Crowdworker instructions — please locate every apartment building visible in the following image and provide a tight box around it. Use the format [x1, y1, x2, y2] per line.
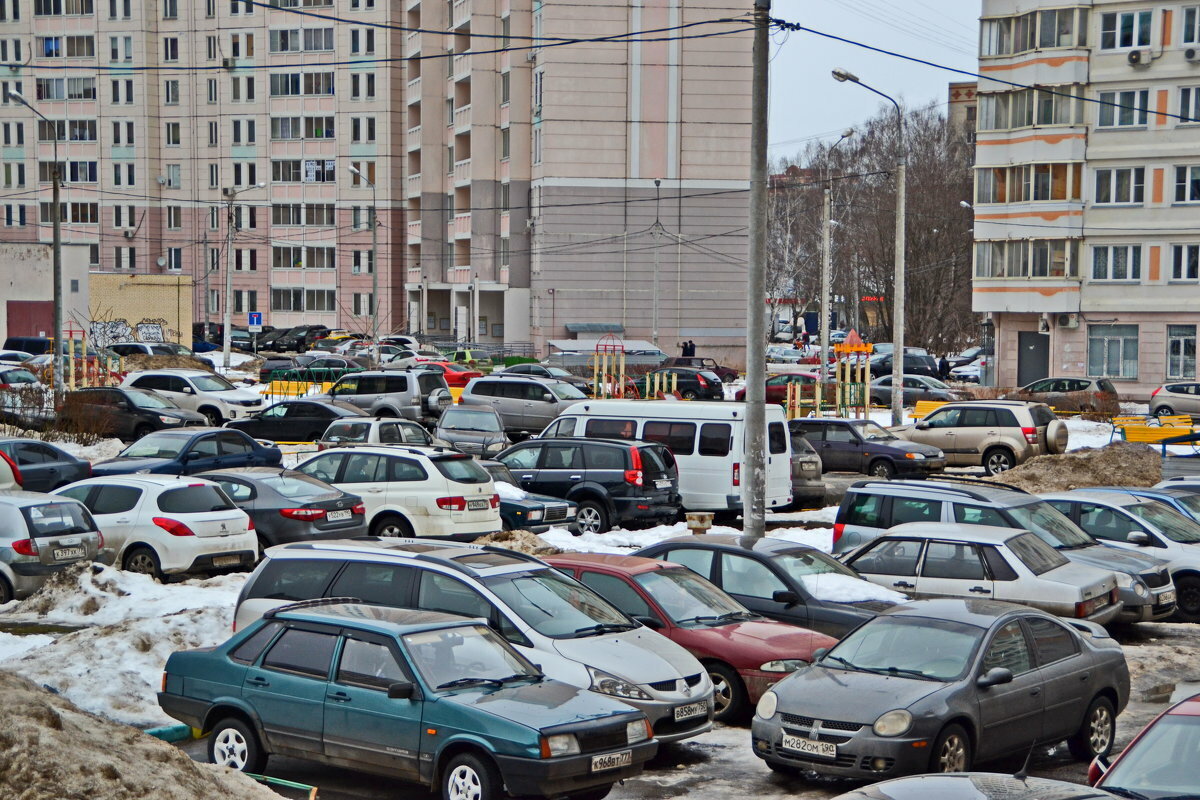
[974, 0, 1200, 399]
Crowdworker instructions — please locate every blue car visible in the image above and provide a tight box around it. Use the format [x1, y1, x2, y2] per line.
[1092, 486, 1200, 523]
[91, 428, 282, 477]
[480, 460, 577, 533]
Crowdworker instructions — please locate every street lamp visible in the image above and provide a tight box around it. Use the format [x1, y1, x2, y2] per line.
[347, 165, 379, 366]
[8, 90, 63, 397]
[832, 68, 907, 426]
[820, 128, 854, 382]
[221, 182, 266, 370]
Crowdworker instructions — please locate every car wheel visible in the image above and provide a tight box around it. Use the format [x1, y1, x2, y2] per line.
[0, 575, 12, 605]
[1068, 696, 1115, 761]
[305, 431, 323, 442]
[375, 408, 396, 418]
[1155, 405, 1176, 417]
[442, 752, 501, 800]
[867, 459, 895, 479]
[930, 723, 972, 773]
[208, 717, 266, 774]
[983, 447, 1015, 475]
[572, 501, 609, 535]
[707, 662, 748, 723]
[122, 546, 163, 581]
[199, 407, 223, 426]
[370, 514, 414, 538]
[1173, 574, 1200, 623]
[682, 390, 698, 400]
[133, 424, 154, 440]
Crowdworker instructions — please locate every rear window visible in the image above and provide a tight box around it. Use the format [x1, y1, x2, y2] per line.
[323, 420, 371, 443]
[643, 421, 696, 455]
[431, 456, 491, 484]
[698, 423, 731, 456]
[417, 373, 447, 395]
[639, 446, 674, 479]
[157, 485, 235, 513]
[699, 370, 721, 382]
[1006, 532, 1069, 575]
[246, 557, 341, 601]
[22, 502, 95, 537]
[843, 493, 886, 528]
[259, 474, 339, 501]
[768, 421, 788, 454]
[1029, 405, 1057, 426]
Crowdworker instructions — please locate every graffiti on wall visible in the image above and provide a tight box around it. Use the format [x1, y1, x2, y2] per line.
[88, 318, 179, 349]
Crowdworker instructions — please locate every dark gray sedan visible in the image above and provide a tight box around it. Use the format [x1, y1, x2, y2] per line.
[752, 599, 1129, 780]
[0, 438, 90, 491]
[789, 418, 946, 479]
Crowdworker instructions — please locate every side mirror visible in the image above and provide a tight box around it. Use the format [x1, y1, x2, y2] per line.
[183, 451, 201, 461]
[542, 393, 554, 402]
[915, 421, 930, 430]
[387, 681, 415, 700]
[1127, 531, 1151, 546]
[772, 590, 800, 607]
[812, 647, 828, 661]
[976, 667, 1013, 689]
[634, 615, 664, 630]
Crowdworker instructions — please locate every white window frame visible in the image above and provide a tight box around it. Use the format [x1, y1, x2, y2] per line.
[1091, 244, 1142, 282]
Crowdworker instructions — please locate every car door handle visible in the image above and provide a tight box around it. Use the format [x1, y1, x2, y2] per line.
[328, 691, 351, 703]
[365, 487, 383, 493]
[114, 518, 131, 524]
[246, 676, 270, 687]
[893, 581, 915, 589]
[1080, 673, 1091, 682]
[520, 474, 534, 481]
[1030, 688, 1042, 697]
[968, 586, 991, 594]
[568, 475, 582, 481]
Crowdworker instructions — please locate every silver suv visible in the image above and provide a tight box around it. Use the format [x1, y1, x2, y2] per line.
[459, 376, 587, 436]
[891, 400, 1067, 474]
[316, 370, 451, 424]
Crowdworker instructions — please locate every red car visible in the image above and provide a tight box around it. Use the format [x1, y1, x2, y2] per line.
[546, 553, 836, 722]
[1089, 689, 1200, 794]
[418, 361, 483, 388]
[734, 371, 818, 403]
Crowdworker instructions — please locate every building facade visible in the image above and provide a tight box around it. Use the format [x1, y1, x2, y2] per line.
[974, 0, 1200, 399]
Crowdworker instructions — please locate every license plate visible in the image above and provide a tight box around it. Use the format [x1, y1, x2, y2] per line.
[467, 499, 489, 511]
[655, 479, 672, 489]
[212, 555, 241, 567]
[53, 546, 85, 560]
[781, 734, 837, 759]
[327, 509, 353, 521]
[590, 750, 632, 772]
[1159, 590, 1176, 604]
[673, 702, 707, 722]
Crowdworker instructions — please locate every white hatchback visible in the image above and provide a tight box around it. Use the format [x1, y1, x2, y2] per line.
[121, 369, 264, 424]
[53, 475, 257, 579]
[294, 446, 501, 540]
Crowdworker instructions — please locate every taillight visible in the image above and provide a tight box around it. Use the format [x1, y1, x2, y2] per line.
[490, 493, 500, 509]
[0, 450, 23, 487]
[247, 517, 255, 531]
[832, 522, 845, 545]
[11, 538, 37, 556]
[351, 502, 365, 515]
[1151, 387, 1161, 398]
[317, 442, 328, 451]
[280, 508, 327, 521]
[437, 496, 467, 511]
[696, 374, 708, 388]
[625, 447, 643, 486]
[732, 463, 741, 487]
[1021, 426, 1038, 444]
[97, 530, 104, 549]
[152, 517, 195, 537]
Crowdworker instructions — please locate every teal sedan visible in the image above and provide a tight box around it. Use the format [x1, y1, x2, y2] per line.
[158, 602, 657, 800]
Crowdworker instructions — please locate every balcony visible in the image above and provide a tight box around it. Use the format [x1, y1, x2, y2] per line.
[452, 0, 471, 28]
[453, 103, 471, 132]
[406, 77, 421, 104]
[453, 158, 471, 185]
[450, 266, 472, 284]
[499, 212, 510, 237]
[407, 219, 422, 244]
[452, 212, 471, 238]
[406, 173, 422, 197]
[406, 125, 422, 150]
[407, 267, 422, 284]
[452, 52, 470, 79]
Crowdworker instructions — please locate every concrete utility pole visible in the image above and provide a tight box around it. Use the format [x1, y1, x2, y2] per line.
[744, 0, 770, 538]
[221, 182, 265, 370]
[820, 129, 854, 382]
[348, 165, 379, 365]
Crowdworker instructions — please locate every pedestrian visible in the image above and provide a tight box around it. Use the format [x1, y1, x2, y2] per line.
[939, 356, 951, 380]
[679, 341, 688, 356]
[687, 340, 696, 357]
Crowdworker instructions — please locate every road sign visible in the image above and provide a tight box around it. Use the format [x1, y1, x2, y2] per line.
[247, 312, 262, 333]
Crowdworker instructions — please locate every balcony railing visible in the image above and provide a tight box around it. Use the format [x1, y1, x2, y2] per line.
[406, 219, 422, 244]
[406, 173, 422, 197]
[453, 103, 471, 131]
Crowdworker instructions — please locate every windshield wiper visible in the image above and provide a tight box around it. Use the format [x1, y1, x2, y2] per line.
[823, 654, 860, 671]
[679, 615, 723, 626]
[881, 666, 936, 680]
[497, 672, 543, 684]
[437, 677, 502, 690]
[1102, 789, 1151, 800]
[717, 611, 759, 622]
[574, 623, 636, 637]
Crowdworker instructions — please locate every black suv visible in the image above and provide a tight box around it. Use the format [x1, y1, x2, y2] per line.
[869, 353, 939, 379]
[495, 438, 680, 534]
[60, 386, 206, 441]
[789, 418, 945, 478]
[635, 367, 723, 401]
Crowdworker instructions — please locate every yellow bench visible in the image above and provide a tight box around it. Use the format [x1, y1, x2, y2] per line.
[1120, 425, 1194, 443]
[912, 400, 948, 420]
[1156, 414, 1194, 428]
[1112, 415, 1149, 428]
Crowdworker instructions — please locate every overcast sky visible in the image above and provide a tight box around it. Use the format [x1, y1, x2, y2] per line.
[768, 0, 982, 159]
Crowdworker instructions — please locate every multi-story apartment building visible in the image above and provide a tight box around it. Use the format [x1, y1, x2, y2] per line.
[974, 0, 1200, 399]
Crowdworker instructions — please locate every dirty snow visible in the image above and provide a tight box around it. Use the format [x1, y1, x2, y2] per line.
[494, 481, 528, 500]
[541, 519, 836, 555]
[0, 630, 53, 660]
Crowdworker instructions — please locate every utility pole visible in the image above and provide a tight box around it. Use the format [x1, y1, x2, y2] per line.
[744, 0, 770, 539]
[348, 165, 378, 364]
[820, 129, 853, 381]
[221, 182, 265, 370]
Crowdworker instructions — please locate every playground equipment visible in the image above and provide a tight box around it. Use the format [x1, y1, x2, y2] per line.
[783, 334, 872, 419]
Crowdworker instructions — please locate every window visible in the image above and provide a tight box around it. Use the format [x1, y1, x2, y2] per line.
[850, 539, 922, 577]
[336, 637, 408, 690]
[1100, 10, 1152, 50]
[231, 119, 256, 144]
[1188, 6, 1200, 44]
[975, 163, 1082, 204]
[1, 122, 21, 146]
[350, 161, 375, 186]
[231, 75, 254, 102]
[208, 163, 219, 188]
[1168, 325, 1197, 380]
[3, 204, 26, 226]
[306, 289, 336, 311]
[207, 121, 218, 147]
[165, 248, 182, 271]
[1091, 244, 1141, 281]
[110, 78, 134, 104]
[844, 492, 886, 527]
[36, 79, 65, 101]
[891, 498, 942, 525]
[206, 79, 217, 104]
[532, 126, 542, 165]
[1088, 324, 1139, 379]
[352, 250, 373, 273]
[975, 239, 1078, 279]
[304, 116, 334, 138]
[165, 163, 181, 188]
[1094, 167, 1144, 205]
[1098, 90, 1149, 128]
[1173, 245, 1200, 282]
[230, 621, 281, 664]
[262, 628, 336, 678]
[921, 541, 986, 580]
[698, 422, 731, 457]
[235, 249, 258, 271]
[1177, 166, 1200, 204]
[67, 78, 95, 100]
[350, 27, 374, 54]
[166, 206, 182, 229]
[271, 287, 303, 311]
[111, 120, 134, 145]
[500, 72, 510, 104]
[719, 554, 786, 600]
[162, 0, 176, 18]
[230, 32, 254, 56]
[303, 72, 334, 95]
[2, 163, 25, 188]
[162, 37, 178, 61]
[500, 127, 510, 159]
[164, 122, 180, 146]
[978, 86, 1085, 131]
[351, 116, 375, 143]
[352, 293, 374, 316]
[1026, 617, 1078, 665]
[642, 422, 696, 455]
[579, 572, 652, 618]
[1180, 87, 1200, 124]
[981, 620, 1033, 675]
[36, 0, 95, 13]
[114, 245, 136, 269]
[350, 72, 375, 99]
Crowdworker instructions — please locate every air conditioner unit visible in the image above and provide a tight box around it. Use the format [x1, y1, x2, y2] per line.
[1128, 48, 1152, 66]
[525, 51, 537, 63]
[122, 230, 135, 239]
[1187, 48, 1200, 63]
[222, 57, 235, 69]
[1057, 313, 1080, 329]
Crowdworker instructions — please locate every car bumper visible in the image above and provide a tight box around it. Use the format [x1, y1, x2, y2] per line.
[752, 718, 931, 779]
[178, 549, 257, 574]
[612, 497, 679, 525]
[493, 740, 658, 797]
[1116, 588, 1176, 622]
[895, 458, 945, 474]
[1083, 601, 1124, 627]
[156, 691, 208, 730]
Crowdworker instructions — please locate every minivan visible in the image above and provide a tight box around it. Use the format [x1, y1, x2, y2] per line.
[459, 376, 588, 436]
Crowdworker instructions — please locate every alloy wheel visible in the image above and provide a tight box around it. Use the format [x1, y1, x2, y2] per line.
[446, 765, 483, 800]
[212, 728, 249, 771]
[936, 733, 967, 772]
[1087, 704, 1113, 755]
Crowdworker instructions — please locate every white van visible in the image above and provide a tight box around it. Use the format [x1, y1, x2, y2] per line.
[539, 399, 793, 513]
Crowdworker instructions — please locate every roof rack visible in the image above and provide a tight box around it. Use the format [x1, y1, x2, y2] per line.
[264, 596, 362, 619]
[343, 537, 547, 574]
[850, 475, 1030, 500]
[921, 475, 1031, 495]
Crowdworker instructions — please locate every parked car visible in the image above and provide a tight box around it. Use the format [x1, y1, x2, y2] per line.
[950, 360, 984, 382]
[161, 602, 658, 799]
[633, 535, 902, 638]
[1149, 381, 1200, 419]
[752, 599, 1129, 778]
[60, 387, 206, 441]
[0, 365, 45, 389]
[232, 539, 716, 743]
[834, 773, 1119, 800]
[479, 460, 577, 533]
[90, 428, 283, 477]
[1095, 485, 1200, 524]
[386, 348, 446, 369]
[891, 400, 1068, 475]
[196, 467, 367, 549]
[122, 369, 264, 424]
[54, 475, 254, 579]
[317, 416, 451, 451]
[869, 353, 940, 379]
[435, 404, 511, 456]
[870, 374, 965, 406]
[790, 418, 945, 479]
[494, 362, 593, 393]
[660, 357, 738, 383]
[841, 522, 1123, 625]
[257, 355, 317, 383]
[835, 479, 1177, 623]
[415, 361, 483, 388]
[1043, 489, 1200, 622]
[461, 377, 588, 435]
[634, 367, 723, 401]
[1002, 377, 1119, 413]
[445, 348, 494, 367]
[315, 370, 452, 425]
[1089, 688, 1200, 797]
[0, 350, 33, 363]
[276, 355, 365, 383]
[786, 434, 825, 510]
[0, 438, 89, 492]
[547, 553, 838, 722]
[766, 345, 807, 364]
[0, 492, 102, 603]
[269, 324, 329, 353]
[734, 372, 818, 404]
[225, 400, 367, 442]
[495, 437, 680, 534]
[106, 341, 214, 368]
[294, 446, 500, 539]
[946, 345, 993, 371]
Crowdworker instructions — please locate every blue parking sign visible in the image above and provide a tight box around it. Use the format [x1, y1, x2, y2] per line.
[247, 312, 262, 327]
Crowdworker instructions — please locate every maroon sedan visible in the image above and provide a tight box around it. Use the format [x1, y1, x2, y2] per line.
[1089, 689, 1200, 794]
[546, 553, 837, 722]
[734, 371, 818, 404]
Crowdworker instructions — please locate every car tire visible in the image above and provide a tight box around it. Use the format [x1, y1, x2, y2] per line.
[133, 424, 154, 440]
[682, 390, 698, 400]
[1067, 696, 1115, 762]
[0, 575, 12, 605]
[371, 514, 414, 538]
[1155, 405, 1176, 418]
[375, 408, 396, 418]
[208, 717, 266, 774]
[122, 546, 163, 581]
[1046, 419, 1069, 455]
[982, 447, 1016, 475]
[1173, 574, 1200, 623]
[930, 723, 972, 773]
[572, 501, 609, 535]
[442, 752, 501, 800]
[707, 662, 748, 723]
[199, 407, 223, 426]
[867, 459, 895, 479]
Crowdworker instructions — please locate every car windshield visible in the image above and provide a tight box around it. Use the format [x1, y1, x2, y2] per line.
[1100, 714, 1200, 799]
[22, 501, 95, 537]
[856, 421, 898, 442]
[1009, 502, 1096, 549]
[484, 569, 634, 639]
[0, 369, 38, 384]
[1170, 492, 1200, 519]
[484, 464, 519, 487]
[1006, 532, 1070, 575]
[403, 624, 540, 691]
[259, 473, 338, 501]
[634, 568, 746, 625]
[431, 456, 491, 484]
[547, 367, 572, 378]
[441, 407, 502, 433]
[190, 374, 237, 392]
[772, 549, 861, 579]
[924, 377, 951, 389]
[126, 389, 175, 410]
[550, 383, 586, 400]
[823, 615, 983, 682]
[1127, 502, 1200, 543]
[119, 434, 189, 459]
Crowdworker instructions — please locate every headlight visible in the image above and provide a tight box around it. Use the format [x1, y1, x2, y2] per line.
[540, 733, 580, 758]
[756, 690, 778, 719]
[588, 667, 652, 701]
[158, 415, 181, 424]
[760, 659, 806, 673]
[1133, 580, 1149, 598]
[934, 450, 944, 458]
[905, 452, 924, 460]
[626, 719, 651, 744]
[486, 442, 505, 453]
[527, 509, 544, 521]
[873, 709, 912, 737]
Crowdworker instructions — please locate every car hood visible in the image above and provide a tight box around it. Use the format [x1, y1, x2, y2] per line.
[1061, 544, 1169, 575]
[160, 408, 207, 422]
[837, 773, 1113, 800]
[771, 663, 946, 719]
[870, 438, 942, 456]
[695, 619, 837, 662]
[443, 677, 638, 729]
[554, 626, 702, 685]
[90, 456, 176, 475]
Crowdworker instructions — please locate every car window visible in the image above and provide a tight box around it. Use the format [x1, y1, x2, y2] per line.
[541, 443, 583, 470]
[297, 453, 344, 483]
[261, 405, 288, 420]
[230, 621, 283, 664]
[14, 443, 60, 465]
[399, 422, 432, 444]
[336, 637, 410, 690]
[959, 408, 992, 427]
[844, 493, 887, 527]
[431, 456, 489, 483]
[924, 408, 962, 427]
[993, 408, 1020, 427]
[921, 541, 987, 580]
[768, 421, 788, 455]
[1006, 532, 1070, 574]
[218, 432, 253, 455]
[341, 453, 387, 483]
[981, 546, 1018, 581]
[824, 426, 858, 444]
[382, 375, 410, 394]
[158, 485, 234, 513]
[582, 443, 625, 470]
[720, 554, 787, 599]
[1025, 616, 1079, 665]
[1125, 502, 1200, 543]
[659, 548, 715, 580]
[698, 423, 732, 456]
[1078, 503, 1143, 543]
[578, 571, 652, 618]
[91, 485, 142, 514]
[261, 627, 338, 679]
[954, 504, 1010, 527]
[584, 419, 636, 439]
[892, 498, 942, 525]
[55, 485, 92, 507]
[246, 557, 340, 601]
[642, 422, 695, 455]
[981, 620, 1033, 676]
[418, 571, 494, 620]
[1027, 379, 1055, 392]
[640, 446, 673, 478]
[211, 478, 254, 502]
[328, 563, 415, 606]
[849, 538, 922, 576]
[498, 445, 540, 471]
[188, 435, 219, 459]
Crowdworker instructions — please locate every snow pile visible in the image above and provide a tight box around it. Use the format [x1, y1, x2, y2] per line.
[798, 573, 907, 604]
[494, 481, 528, 500]
[540, 518, 838, 555]
[984, 441, 1161, 493]
[0, 631, 53, 660]
[471, 529, 560, 556]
